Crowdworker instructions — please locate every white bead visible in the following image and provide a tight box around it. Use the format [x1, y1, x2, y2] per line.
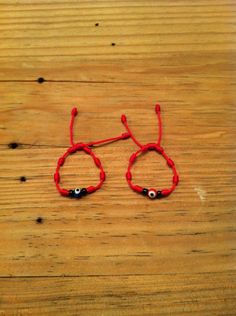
[74, 188, 81, 194]
[148, 190, 156, 199]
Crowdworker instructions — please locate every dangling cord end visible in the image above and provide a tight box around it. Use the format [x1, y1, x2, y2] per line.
[121, 114, 142, 148]
[88, 132, 130, 147]
[155, 103, 162, 145]
[70, 107, 78, 146]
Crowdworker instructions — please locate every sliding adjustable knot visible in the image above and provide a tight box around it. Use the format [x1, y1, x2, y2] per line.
[67, 143, 85, 154]
[146, 143, 157, 150]
[121, 132, 130, 139]
[74, 142, 86, 150]
[123, 103, 179, 200]
[142, 143, 163, 153]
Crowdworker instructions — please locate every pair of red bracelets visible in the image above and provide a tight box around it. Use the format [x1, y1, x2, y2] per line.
[54, 104, 179, 200]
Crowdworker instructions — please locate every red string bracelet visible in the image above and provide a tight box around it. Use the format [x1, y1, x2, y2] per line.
[54, 107, 130, 198]
[121, 104, 179, 200]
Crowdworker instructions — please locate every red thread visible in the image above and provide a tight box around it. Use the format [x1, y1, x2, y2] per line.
[121, 115, 143, 148]
[60, 188, 69, 196]
[167, 158, 175, 168]
[173, 174, 179, 185]
[100, 170, 106, 181]
[54, 107, 130, 198]
[129, 153, 137, 164]
[161, 188, 171, 196]
[58, 157, 65, 166]
[121, 103, 179, 200]
[87, 186, 96, 193]
[126, 171, 132, 180]
[132, 184, 143, 193]
[94, 157, 101, 168]
[54, 172, 60, 183]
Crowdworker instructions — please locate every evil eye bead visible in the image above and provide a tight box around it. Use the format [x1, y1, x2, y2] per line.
[68, 188, 87, 198]
[74, 188, 81, 195]
[73, 188, 82, 198]
[148, 189, 157, 199]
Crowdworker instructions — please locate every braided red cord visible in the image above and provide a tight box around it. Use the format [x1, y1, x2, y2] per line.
[54, 107, 130, 198]
[121, 104, 179, 200]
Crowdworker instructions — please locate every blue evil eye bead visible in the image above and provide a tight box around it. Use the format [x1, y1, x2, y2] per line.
[148, 189, 157, 199]
[74, 188, 82, 198]
[68, 188, 88, 198]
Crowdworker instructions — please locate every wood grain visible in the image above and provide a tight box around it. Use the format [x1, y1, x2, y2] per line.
[0, 273, 235, 316]
[0, 0, 236, 315]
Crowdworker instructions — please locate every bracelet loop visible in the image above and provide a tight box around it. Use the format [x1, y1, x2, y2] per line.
[55, 143, 105, 198]
[121, 104, 179, 200]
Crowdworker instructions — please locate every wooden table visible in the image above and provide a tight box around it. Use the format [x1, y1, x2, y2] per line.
[0, 1, 235, 315]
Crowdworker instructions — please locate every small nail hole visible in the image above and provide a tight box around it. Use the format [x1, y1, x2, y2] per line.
[37, 77, 45, 84]
[20, 176, 26, 182]
[8, 142, 18, 149]
[95, 23, 99, 26]
[111, 43, 116, 46]
[36, 217, 43, 224]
